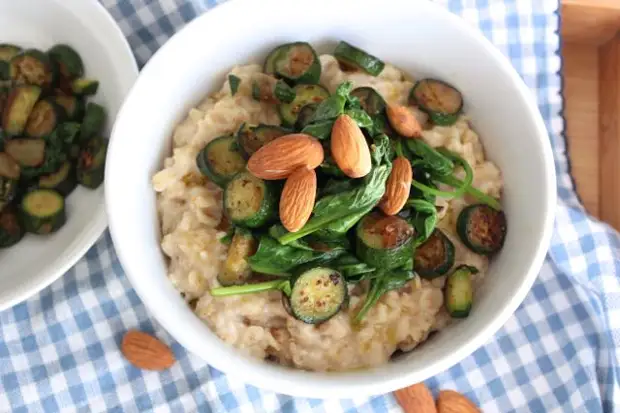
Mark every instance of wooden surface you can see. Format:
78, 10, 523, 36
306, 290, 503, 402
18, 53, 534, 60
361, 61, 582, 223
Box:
561, 0, 620, 226
561, 0, 620, 45
562, 43, 600, 216
599, 36, 620, 230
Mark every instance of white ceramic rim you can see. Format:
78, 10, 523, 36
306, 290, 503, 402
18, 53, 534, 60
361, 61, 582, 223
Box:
107, 0, 556, 398
0, 0, 138, 312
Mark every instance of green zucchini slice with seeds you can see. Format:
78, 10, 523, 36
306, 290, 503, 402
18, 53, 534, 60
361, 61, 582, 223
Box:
456, 204, 507, 255
0, 152, 20, 206
4, 138, 46, 167
39, 161, 76, 196
9, 49, 56, 89
272, 42, 321, 85
79, 102, 106, 141
53, 95, 85, 121
278, 84, 330, 126
20, 188, 66, 234
0, 204, 24, 247
223, 171, 277, 228
445, 265, 477, 318
196, 135, 246, 187
25, 99, 65, 138
218, 228, 258, 286
2, 85, 42, 136
334, 41, 385, 76
414, 228, 455, 279
237, 123, 289, 158
264, 44, 287, 75
47, 44, 84, 79
289, 267, 347, 324
351, 87, 386, 116
409, 79, 463, 126
77, 136, 107, 189
355, 212, 415, 270
71, 78, 99, 96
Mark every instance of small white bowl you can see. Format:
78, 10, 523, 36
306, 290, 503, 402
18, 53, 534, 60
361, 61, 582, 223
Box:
106, 0, 555, 399
0, 0, 138, 311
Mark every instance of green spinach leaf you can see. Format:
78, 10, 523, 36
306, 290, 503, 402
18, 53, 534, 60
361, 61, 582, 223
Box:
228, 74, 241, 96
301, 120, 333, 140
345, 108, 373, 128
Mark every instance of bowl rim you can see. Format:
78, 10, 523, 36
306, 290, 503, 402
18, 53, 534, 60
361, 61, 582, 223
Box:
0, 0, 138, 312
107, 0, 556, 398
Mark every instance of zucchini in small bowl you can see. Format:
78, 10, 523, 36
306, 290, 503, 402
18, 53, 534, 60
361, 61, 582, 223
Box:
19, 188, 66, 234
196, 135, 246, 187
0, 152, 21, 205
223, 171, 277, 228
0, 204, 24, 247
25, 99, 65, 138
77, 136, 107, 189
48, 44, 84, 79
9, 49, 56, 89
39, 161, 77, 197
2, 85, 42, 136
355, 212, 415, 270
456, 204, 507, 255
288, 267, 347, 324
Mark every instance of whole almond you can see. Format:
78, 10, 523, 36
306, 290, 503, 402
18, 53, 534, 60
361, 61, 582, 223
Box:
379, 156, 412, 215
394, 383, 437, 413
331, 114, 371, 178
437, 390, 481, 413
280, 167, 317, 232
386, 104, 422, 138
121, 330, 175, 371
248, 134, 324, 180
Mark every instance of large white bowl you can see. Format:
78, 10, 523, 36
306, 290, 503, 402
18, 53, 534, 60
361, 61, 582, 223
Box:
106, 0, 555, 399
0, 0, 138, 311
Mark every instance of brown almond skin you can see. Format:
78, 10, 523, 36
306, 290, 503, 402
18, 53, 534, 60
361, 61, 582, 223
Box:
437, 390, 481, 413
121, 330, 175, 371
247, 134, 324, 180
379, 156, 412, 215
394, 383, 437, 413
386, 104, 422, 138
280, 167, 317, 232
331, 114, 371, 178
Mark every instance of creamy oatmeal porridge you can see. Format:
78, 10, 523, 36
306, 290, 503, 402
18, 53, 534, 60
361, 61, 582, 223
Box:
152, 41, 506, 372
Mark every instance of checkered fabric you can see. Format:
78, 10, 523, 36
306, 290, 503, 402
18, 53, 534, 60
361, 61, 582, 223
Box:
1, 0, 618, 411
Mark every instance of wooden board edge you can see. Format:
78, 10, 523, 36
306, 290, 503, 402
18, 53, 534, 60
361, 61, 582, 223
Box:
562, 0, 620, 45
598, 36, 620, 231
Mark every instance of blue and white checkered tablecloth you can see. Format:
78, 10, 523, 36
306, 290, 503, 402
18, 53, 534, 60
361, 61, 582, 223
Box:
1, 0, 619, 411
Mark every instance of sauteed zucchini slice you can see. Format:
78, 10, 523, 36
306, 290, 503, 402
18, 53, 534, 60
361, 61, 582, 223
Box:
456, 204, 507, 255
196, 135, 246, 187
355, 212, 415, 270
334, 41, 384, 76
409, 79, 463, 126
224, 171, 277, 228
414, 228, 455, 278
289, 267, 347, 324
